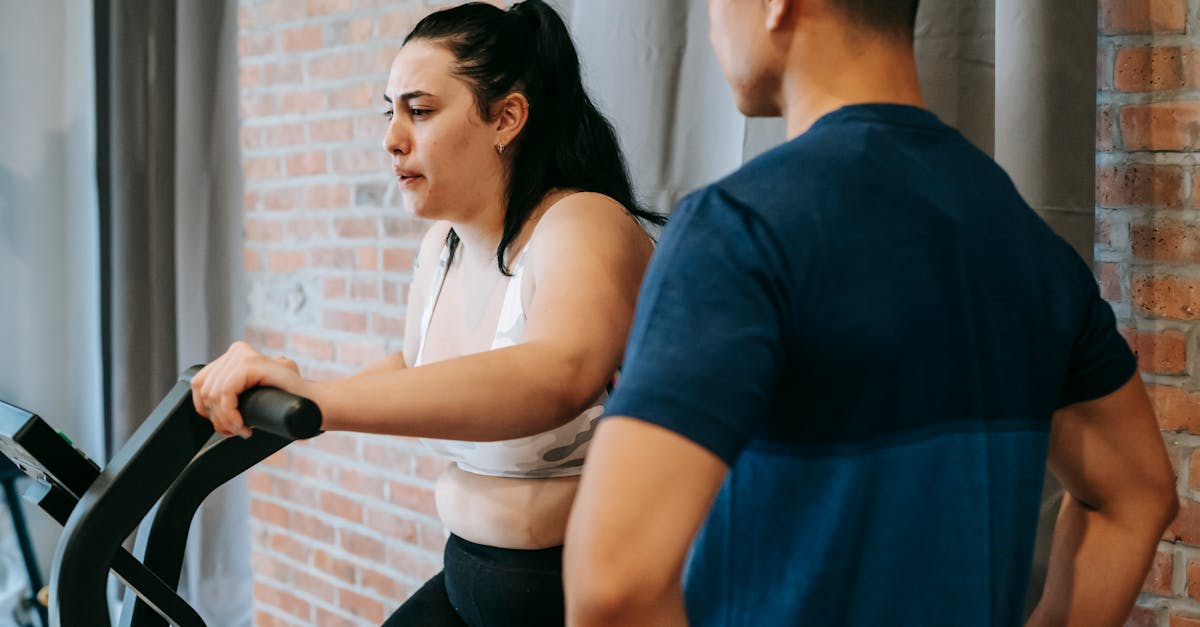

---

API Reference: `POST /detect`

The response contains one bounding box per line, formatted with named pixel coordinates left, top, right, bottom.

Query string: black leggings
left=382, top=534, right=565, bottom=627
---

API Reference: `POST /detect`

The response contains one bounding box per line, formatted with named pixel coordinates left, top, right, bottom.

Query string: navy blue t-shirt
left=604, top=105, right=1136, bottom=626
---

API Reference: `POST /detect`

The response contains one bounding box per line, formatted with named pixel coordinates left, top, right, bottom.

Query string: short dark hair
left=827, top=0, right=920, bottom=41
left=405, top=1, right=665, bottom=275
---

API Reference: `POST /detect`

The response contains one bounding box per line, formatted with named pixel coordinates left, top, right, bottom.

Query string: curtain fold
left=101, top=0, right=250, bottom=624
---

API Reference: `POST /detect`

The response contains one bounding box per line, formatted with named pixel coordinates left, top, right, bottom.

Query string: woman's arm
left=194, top=194, right=653, bottom=440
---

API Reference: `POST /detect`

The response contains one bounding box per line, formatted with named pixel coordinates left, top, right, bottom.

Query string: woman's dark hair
left=404, top=0, right=665, bottom=274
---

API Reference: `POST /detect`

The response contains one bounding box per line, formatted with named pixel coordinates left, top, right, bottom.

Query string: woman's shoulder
left=526, top=191, right=653, bottom=268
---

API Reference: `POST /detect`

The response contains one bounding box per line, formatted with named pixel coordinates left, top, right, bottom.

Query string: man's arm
left=564, top=417, right=728, bottom=627
left=1027, top=374, right=1178, bottom=627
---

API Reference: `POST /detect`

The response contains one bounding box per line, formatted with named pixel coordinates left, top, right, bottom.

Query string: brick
left=337, top=588, right=387, bottom=623
left=1097, top=262, right=1122, bottom=302
left=1121, top=103, right=1200, bottom=151
left=314, top=607, right=357, bottom=627
left=414, top=454, right=447, bottom=482
left=291, top=511, right=337, bottom=545
left=239, top=125, right=263, bottom=151
left=282, top=25, right=323, bottom=52
left=331, top=147, right=386, bottom=174
left=307, top=0, right=354, bottom=16
left=252, top=550, right=290, bottom=583
left=1101, top=0, right=1187, bottom=34
left=263, top=123, right=306, bottom=148
left=371, top=313, right=406, bottom=337
left=321, top=490, right=364, bottom=523
left=387, top=481, right=438, bottom=517
left=1099, top=104, right=1115, bottom=151
left=245, top=219, right=284, bottom=243
left=1145, top=551, right=1174, bottom=595
left=291, top=450, right=338, bottom=484
left=307, top=51, right=354, bottom=82
left=310, top=432, right=358, bottom=457
left=244, top=156, right=283, bottom=182
left=263, top=61, right=303, bottom=85
left=382, top=248, right=416, bottom=272
left=1133, top=275, right=1200, bottom=320
left=336, top=338, right=386, bottom=366
left=314, top=549, right=358, bottom=584
left=350, top=278, right=379, bottom=300
left=365, top=508, right=419, bottom=542
left=337, top=466, right=387, bottom=498
left=310, top=117, right=356, bottom=143
left=254, top=581, right=312, bottom=622
left=238, top=32, right=277, bottom=58
left=335, top=217, right=378, bottom=238
left=378, top=9, right=420, bottom=39
left=266, top=251, right=307, bottom=273
left=357, top=247, right=379, bottom=271
left=262, top=187, right=303, bottom=212
left=286, top=151, right=327, bottom=176
left=324, top=277, right=348, bottom=299
left=243, top=189, right=260, bottom=212
left=287, top=218, right=331, bottom=241
left=1132, top=329, right=1188, bottom=374
left=304, top=184, right=352, bottom=210
left=1096, top=164, right=1184, bottom=209
left=294, top=569, right=337, bottom=604
left=269, top=532, right=312, bottom=563
left=280, top=89, right=328, bottom=115
left=311, top=248, right=357, bottom=269
left=324, top=309, right=369, bottom=333
left=251, top=498, right=290, bottom=529
left=1147, top=384, right=1200, bottom=431
left=340, top=528, right=385, bottom=561
left=1115, top=47, right=1185, bottom=92
left=362, top=568, right=405, bottom=600
left=289, top=333, right=336, bottom=361
left=248, top=471, right=271, bottom=495
left=239, top=92, right=278, bottom=118
left=326, top=17, right=374, bottom=45
left=330, top=83, right=375, bottom=110
left=246, top=326, right=287, bottom=351
left=1133, top=222, right=1200, bottom=263
left=244, top=249, right=263, bottom=272
left=418, top=520, right=448, bottom=553
left=385, top=545, right=441, bottom=580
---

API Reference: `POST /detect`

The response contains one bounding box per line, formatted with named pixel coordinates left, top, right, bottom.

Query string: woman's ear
left=494, top=92, right=530, bottom=149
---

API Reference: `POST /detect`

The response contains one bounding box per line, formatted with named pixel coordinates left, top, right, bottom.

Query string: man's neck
left=779, top=31, right=925, bottom=139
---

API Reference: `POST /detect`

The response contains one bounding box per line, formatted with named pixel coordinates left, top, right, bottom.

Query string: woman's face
left=382, top=41, right=505, bottom=222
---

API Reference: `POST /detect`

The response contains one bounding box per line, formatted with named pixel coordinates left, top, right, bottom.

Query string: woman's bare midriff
left=435, top=463, right=580, bottom=550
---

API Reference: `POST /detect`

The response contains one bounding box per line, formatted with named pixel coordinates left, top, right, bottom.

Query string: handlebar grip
left=238, top=387, right=323, bottom=440
left=180, top=365, right=323, bottom=440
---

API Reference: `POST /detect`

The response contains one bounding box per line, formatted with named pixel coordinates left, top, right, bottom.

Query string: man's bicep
left=567, top=417, right=728, bottom=589
left=1048, top=374, right=1174, bottom=512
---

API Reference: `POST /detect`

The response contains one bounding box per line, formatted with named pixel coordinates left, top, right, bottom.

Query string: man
left=563, top=0, right=1178, bottom=625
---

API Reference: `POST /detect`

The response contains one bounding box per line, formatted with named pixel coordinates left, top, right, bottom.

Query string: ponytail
left=404, top=1, right=664, bottom=275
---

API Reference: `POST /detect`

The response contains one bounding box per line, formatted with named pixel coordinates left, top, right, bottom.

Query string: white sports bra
left=414, top=239, right=606, bottom=479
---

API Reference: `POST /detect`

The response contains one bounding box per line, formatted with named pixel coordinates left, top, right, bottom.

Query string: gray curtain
left=102, top=0, right=250, bottom=624
left=568, top=0, right=1098, bottom=619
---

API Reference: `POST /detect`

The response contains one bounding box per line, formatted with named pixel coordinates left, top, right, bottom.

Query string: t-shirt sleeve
left=604, top=188, right=790, bottom=466
left=1057, top=258, right=1138, bottom=408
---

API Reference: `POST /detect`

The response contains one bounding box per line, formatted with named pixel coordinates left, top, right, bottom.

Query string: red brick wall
left=1100, top=1, right=1200, bottom=625
left=235, top=2, right=478, bottom=624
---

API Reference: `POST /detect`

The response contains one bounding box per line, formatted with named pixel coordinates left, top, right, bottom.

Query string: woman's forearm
left=309, top=342, right=604, bottom=440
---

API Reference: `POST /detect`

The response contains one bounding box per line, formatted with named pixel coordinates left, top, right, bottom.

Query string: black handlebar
left=180, top=365, right=323, bottom=440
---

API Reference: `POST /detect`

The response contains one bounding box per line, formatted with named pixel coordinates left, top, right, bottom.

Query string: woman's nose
left=383, top=121, right=410, bottom=156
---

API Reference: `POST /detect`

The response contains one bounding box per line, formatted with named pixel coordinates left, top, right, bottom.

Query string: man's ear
left=765, top=0, right=793, bottom=31
left=494, top=92, right=530, bottom=148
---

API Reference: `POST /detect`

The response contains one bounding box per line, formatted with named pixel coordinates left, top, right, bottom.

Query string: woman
left=191, top=1, right=661, bottom=625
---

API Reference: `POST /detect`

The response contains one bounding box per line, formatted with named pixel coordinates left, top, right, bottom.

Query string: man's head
left=707, top=0, right=920, bottom=116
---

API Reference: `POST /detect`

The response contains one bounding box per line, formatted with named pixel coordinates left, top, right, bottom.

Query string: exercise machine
left=0, top=366, right=322, bottom=626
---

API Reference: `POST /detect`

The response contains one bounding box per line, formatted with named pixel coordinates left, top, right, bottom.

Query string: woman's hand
left=190, top=341, right=310, bottom=438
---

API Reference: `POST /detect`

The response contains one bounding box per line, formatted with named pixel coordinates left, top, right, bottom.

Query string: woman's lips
left=396, top=173, right=424, bottom=188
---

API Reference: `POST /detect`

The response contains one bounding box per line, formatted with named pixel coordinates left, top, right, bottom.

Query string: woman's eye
left=410, top=108, right=430, bottom=119
left=382, top=109, right=394, bottom=120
